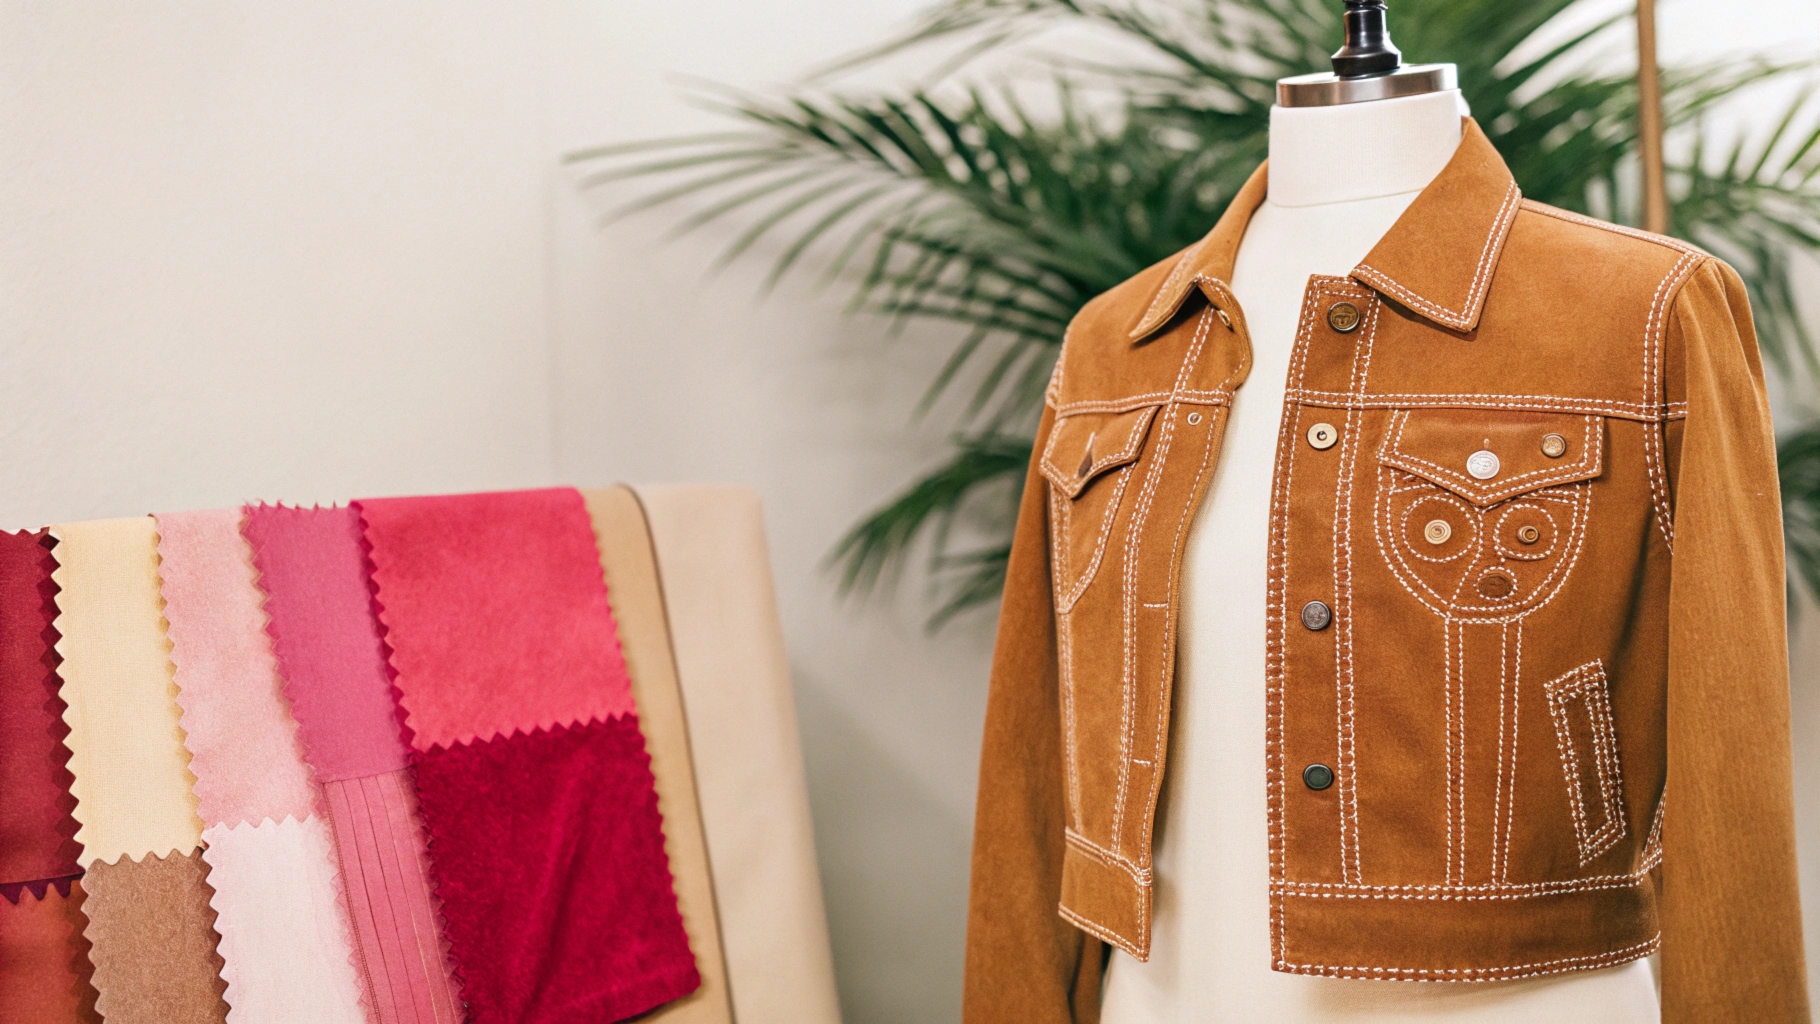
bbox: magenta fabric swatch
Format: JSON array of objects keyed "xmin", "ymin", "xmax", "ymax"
[
  {"xmin": 0, "ymin": 529, "xmax": 82, "ymax": 900},
  {"xmin": 321, "ymin": 771, "xmax": 461, "ymax": 1024},
  {"xmin": 412, "ymin": 718, "xmax": 698, "ymax": 1024},
  {"xmin": 355, "ymin": 488, "xmax": 635, "ymax": 752},
  {"xmin": 241, "ymin": 505, "xmax": 408, "ymax": 782},
  {"xmin": 155, "ymin": 509, "xmax": 318, "ymax": 829}
]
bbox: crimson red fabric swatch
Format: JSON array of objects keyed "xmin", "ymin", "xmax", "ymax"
[
  {"xmin": 241, "ymin": 504, "xmax": 409, "ymax": 781},
  {"xmin": 355, "ymin": 488, "xmax": 635, "ymax": 751},
  {"xmin": 412, "ymin": 717, "xmax": 699, "ymax": 1024},
  {"xmin": 0, "ymin": 529, "xmax": 82, "ymax": 900}
]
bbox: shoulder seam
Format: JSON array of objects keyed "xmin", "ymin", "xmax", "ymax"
[{"xmin": 1518, "ymin": 200, "xmax": 1703, "ymax": 257}]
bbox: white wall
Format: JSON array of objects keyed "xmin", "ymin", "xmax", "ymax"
[{"xmin": 0, "ymin": 2, "xmax": 1816, "ymax": 1022}]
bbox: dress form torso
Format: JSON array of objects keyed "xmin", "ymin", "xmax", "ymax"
[{"xmin": 1098, "ymin": 90, "xmax": 1662, "ymax": 1023}]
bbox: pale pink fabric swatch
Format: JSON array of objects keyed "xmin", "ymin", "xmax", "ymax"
[
  {"xmin": 321, "ymin": 772, "xmax": 461, "ymax": 1024},
  {"xmin": 241, "ymin": 506, "xmax": 460, "ymax": 1024},
  {"xmin": 241, "ymin": 506, "xmax": 407, "ymax": 782},
  {"xmin": 202, "ymin": 816, "xmax": 367, "ymax": 1024},
  {"xmin": 355, "ymin": 487, "xmax": 635, "ymax": 752},
  {"xmin": 154, "ymin": 509, "xmax": 316, "ymax": 829}
]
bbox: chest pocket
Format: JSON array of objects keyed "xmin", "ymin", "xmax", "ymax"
[
  {"xmin": 1374, "ymin": 408, "xmax": 1604, "ymax": 621},
  {"xmin": 1040, "ymin": 404, "xmax": 1162, "ymax": 611}
]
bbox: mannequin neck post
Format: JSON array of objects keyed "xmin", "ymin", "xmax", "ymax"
[{"xmin": 1266, "ymin": 89, "xmax": 1466, "ymax": 209}]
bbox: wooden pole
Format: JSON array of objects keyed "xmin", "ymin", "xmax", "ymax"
[{"xmin": 1637, "ymin": 0, "xmax": 1670, "ymax": 234}]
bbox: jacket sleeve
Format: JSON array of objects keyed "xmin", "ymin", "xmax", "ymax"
[
  {"xmin": 963, "ymin": 403, "xmax": 1105, "ymax": 1024},
  {"xmin": 1661, "ymin": 257, "xmax": 1811, "ymax": 1022}
]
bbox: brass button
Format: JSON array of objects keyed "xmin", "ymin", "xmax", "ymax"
[
  {"xmin": 1541, "ymin": 433, "xmax": 1568, "ymax": 458},
  {"xmin": 1517, "ymin": 524, "xmax": 1541, "ymax": 545},
  {"xmin": 1301, "ymin": 601, "xmax": 1333, "ymax": 631},
  {"xmin": 1327, "ymin": 301, "xmax": 1362, "ymax": 333},
  {"xmin": 1303, "ymin": 763, "xmax": 1335, "ymax": 791},
  {"xmin": 1477, "ymin": 569, "xmax": 1515, "ymax": 600},
  {"xmin": 1424, "ymin": 519, "xmax": 1452, "ymax": 545},
  {"xmin": 1307, "ymin": 422, "xmax": 1339, "ymax": 450},
  {"xmin": 1466, "ymin": 450, "xmax": 1500, "ymax": 480}
]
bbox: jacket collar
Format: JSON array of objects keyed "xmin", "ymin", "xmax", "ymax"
[{"xmin": 1129, "ymin": 118, "xmax": 1521, "ymax": 340}]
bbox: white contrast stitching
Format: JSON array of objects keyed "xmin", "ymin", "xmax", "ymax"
[
  {"xmin": 1289, "ymin": 390, "xmax": 1684, "ymax": 422},
  {"xmin": 1275, "ymin": 935, "xmax": 1659, "ymax": 982},
  {"xmin": 1544, "ymin": 660, "xmax": 1629, "ymax": 864},
  {"xmin": 1353, "ymin": 181, "xmax": 1521, "ymax": 331}
]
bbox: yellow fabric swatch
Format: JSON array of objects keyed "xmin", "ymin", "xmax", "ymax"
[{"xmin": 52, "ymin": 517, "xmax": 203, "ymax": 866}]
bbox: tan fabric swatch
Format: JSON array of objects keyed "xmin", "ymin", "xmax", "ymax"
[
  {"xmin": 51, "ymin": 517, "xmax": 203, "ymax": 867},
  {"xmin": 82, "ymin": 850, "xmax": 228, "ymax": 1024},
  {"xmin": 583, "ymin": 486, "xmax": 734, "ymax": 1024},
  {"xmin": 635, "ymin": 484, "xmax": 842, "ymax": 1024}
]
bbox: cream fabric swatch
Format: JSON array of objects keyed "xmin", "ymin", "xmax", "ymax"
[
  {"xmin": 52, "ymin": 517, "xmax": 204, "ymax": 866},
  {"xmin": 635, "ymin": 485, "xmax": 842, "ymax": 1024},
  {"xmin": 201, "ymin": 817, "xmax": 367, "ymax": 1024}
]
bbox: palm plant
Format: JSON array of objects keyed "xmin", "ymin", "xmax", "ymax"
[{"xmin": 574, "ymin": 0, "xmax": 1820, "ymax": 621}]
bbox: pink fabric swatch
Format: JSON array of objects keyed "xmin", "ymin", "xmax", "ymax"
[
  {"xmin": 155, "ymin": 509, "xmax": 317, "ymax": 829},
  {"xmin": 321, "ymin": 772, "xmax": 461, "ymax": 1024},
  {"xmin": 241, "ymin": 506, "xmax": 408, "ymax": 782},
  {"xmin": 242, "ymin": 506, "xmax": 460, "ymax": 1024},
  {"xmin": 355, "ymin": 488, "xmax": 635, "ymax": 752}
]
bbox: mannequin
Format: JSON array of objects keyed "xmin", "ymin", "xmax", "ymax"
[{"xmin": 1098, "ymin": 15, "xmax": 1663, "ymax": 1022}]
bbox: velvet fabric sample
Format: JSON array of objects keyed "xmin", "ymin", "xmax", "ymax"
[
  {"xmin": 50, "ymin": 517, "xmax": 204, "ymax": 867},
  {"xmin": 0, "ymin": 880, "xmax": 101, "ymax": 1023},
  {"xmin": 0, "ymin": 529, "xmax": 82, "ymax": 900},
  {"xmin": 412, "ymin": 717, "xmax": 699, "ymax": 1024},
  {"xmin": 81, "ymin": 849, "xmax": 228, "ymax": 1024},
  {"xmin": 321, "ymin": 771, "xmax": 462, "ymax": 1024},
  {"xmin": 243, "ymin": 504, "xmax": 459, "ymax": 1024},
  {"xmin": 356, "ymin": 488, "xmax": 635, "ymax": 751},
  {"xmin": 155, "ymin": 509, "xmax": 317, "ymax": 829},
  {"xmin": 201, "ymin": 817, "xmax": 367, "ymax": 1023},
  {"xmin": 241, "ymin": 505, "xmax": 408, "ymax": 782}
]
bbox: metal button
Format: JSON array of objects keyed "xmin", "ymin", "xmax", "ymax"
[
  {"xmin": 1300, "ymin": 601, "xmax": 1332, "ymax": 631},
  {"xmin": 1466, "ymin": 450, "xmax": 1501, "ymax": 480},
  {"xmin": 1541, "ymin": 433, "xmax": 1568, "ymax": 458},
  {"xmin": 1307, "ymin": 422, "xmax": 1339, "ymax": 450},
  {"xmin": 1187, "ymin": 411, "xmax": 1203, "ymax": 425},
  {"xmin": 1477, "ymin": 569, "xmax": 1515, "ymax": 600},
  {"xmin": 1303, "ymin": 763, "xmax": 1335, "ymax": 791},
  {"xmin": 1424, "ymin": 519, "xmax": 1452, "ymax": 545},
  {"xmin": 1327, "ymin": 301, "xmax": 1362, "ymax": 333},
  {"xmin": 1517, "ymin": 524, "xmax": 1541, "ymax": 545}
]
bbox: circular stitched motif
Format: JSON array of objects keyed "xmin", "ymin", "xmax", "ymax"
[
  {"xmin": 1401, "ymin": 494, "xmax": 1474, "ymax": 563},
  {"xmin": 1495, "ymin": 503, "xmax": 1558, "ymax": 561}
]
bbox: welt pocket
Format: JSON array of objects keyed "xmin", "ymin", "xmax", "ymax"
[
  {"xmin": 1041, "ymin": 403, "xmax": 1163, "ymax": 610},
  {"xmin": 1378, "ymin": 408, "xmax": 1604, "ymax": 505},
  {"xmin": 1545, "ymin": 660, "xmax": 1628, "ymax": 865}
]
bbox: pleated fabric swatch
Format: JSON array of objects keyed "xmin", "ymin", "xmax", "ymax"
[
  {"xmin": 51, "ymin": 516, "xmax": 228, "ymax": 1022},
  {"xmin": 155, "ymin": 508, "xmax": 368, "ymax": 1024},
  {"xmin": 358, "ymin": 487, "xmax": 697, "ymax": 1024},
  {"xmin": 0, "ymin": 880, "xmax": 100, "ymax": 1024},
  {"xmin": 242, "ymin": 504, "xmax": 461, "ymax": 1024}
]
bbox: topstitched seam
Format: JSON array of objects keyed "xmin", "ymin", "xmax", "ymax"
[{"xmin": 1352, "ymin": 181, "xmax": 1520, "ymax": 330}]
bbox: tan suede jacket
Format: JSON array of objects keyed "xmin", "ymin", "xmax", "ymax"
[{"xmin": 964, "ymin": 121, "xmax": 1810, "ymax": 1023}]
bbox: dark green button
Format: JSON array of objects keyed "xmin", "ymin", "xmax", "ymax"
[{"xmin": 1303, "ymin": 763, "xmax": 1335, "ymax": 791}]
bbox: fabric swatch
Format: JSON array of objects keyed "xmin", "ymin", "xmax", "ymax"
[
  {"xmin": 413, "ymin": 717, "xmax": 699, "ymax": 1023},
  {"xmin": 81, "ymin": 849, "xmax": 228, "ymax": 1024},
  {"xmin": 321, "ymin": 771, "xmax": 463, "ymax": 1024},
  {"xmin": 356, "ymin": 488, "xmax": 635, "ymax": 751},
  {"xmin": 156, "ymin": 508, "xmax": 317, "ymax": 829},
  {"xmin": 241, "ymin": 505, "xmax": 408, "ymax": 782},
  {"xmin": 244, "ymin": 504, "xmax": 460, "ymax": 1024},
  {"xmin": 0, "ymin": 529, "xmax": 82, "ymax": 899},
  {"xmin": 201, "ymin": 817, "xmax": 367, "ymax": 1024},
  {"xmin": 51, "ymin": 517, "xmax": 203, "ymax": 867},
  {"xmin": 0, "ymin": 880, "xmax": 101, "ymax": 1024}
]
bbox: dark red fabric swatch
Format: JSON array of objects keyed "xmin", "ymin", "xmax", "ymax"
[
  {"xmin": 412, "ymin": 716, "xmax": 699, "ymax": 1024},
  {"xmin": 0, "ymin": 529, "xmax": 82, "ymax": 900}
]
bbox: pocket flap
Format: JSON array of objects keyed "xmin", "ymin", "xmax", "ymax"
[
  {"xmin": 1040, "ymin": 405, "xmax": 1161, "ymax": 498},
  {"xmin": 1379, "ymin": 409, "xmax": 1603, "ymax": 506}
]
